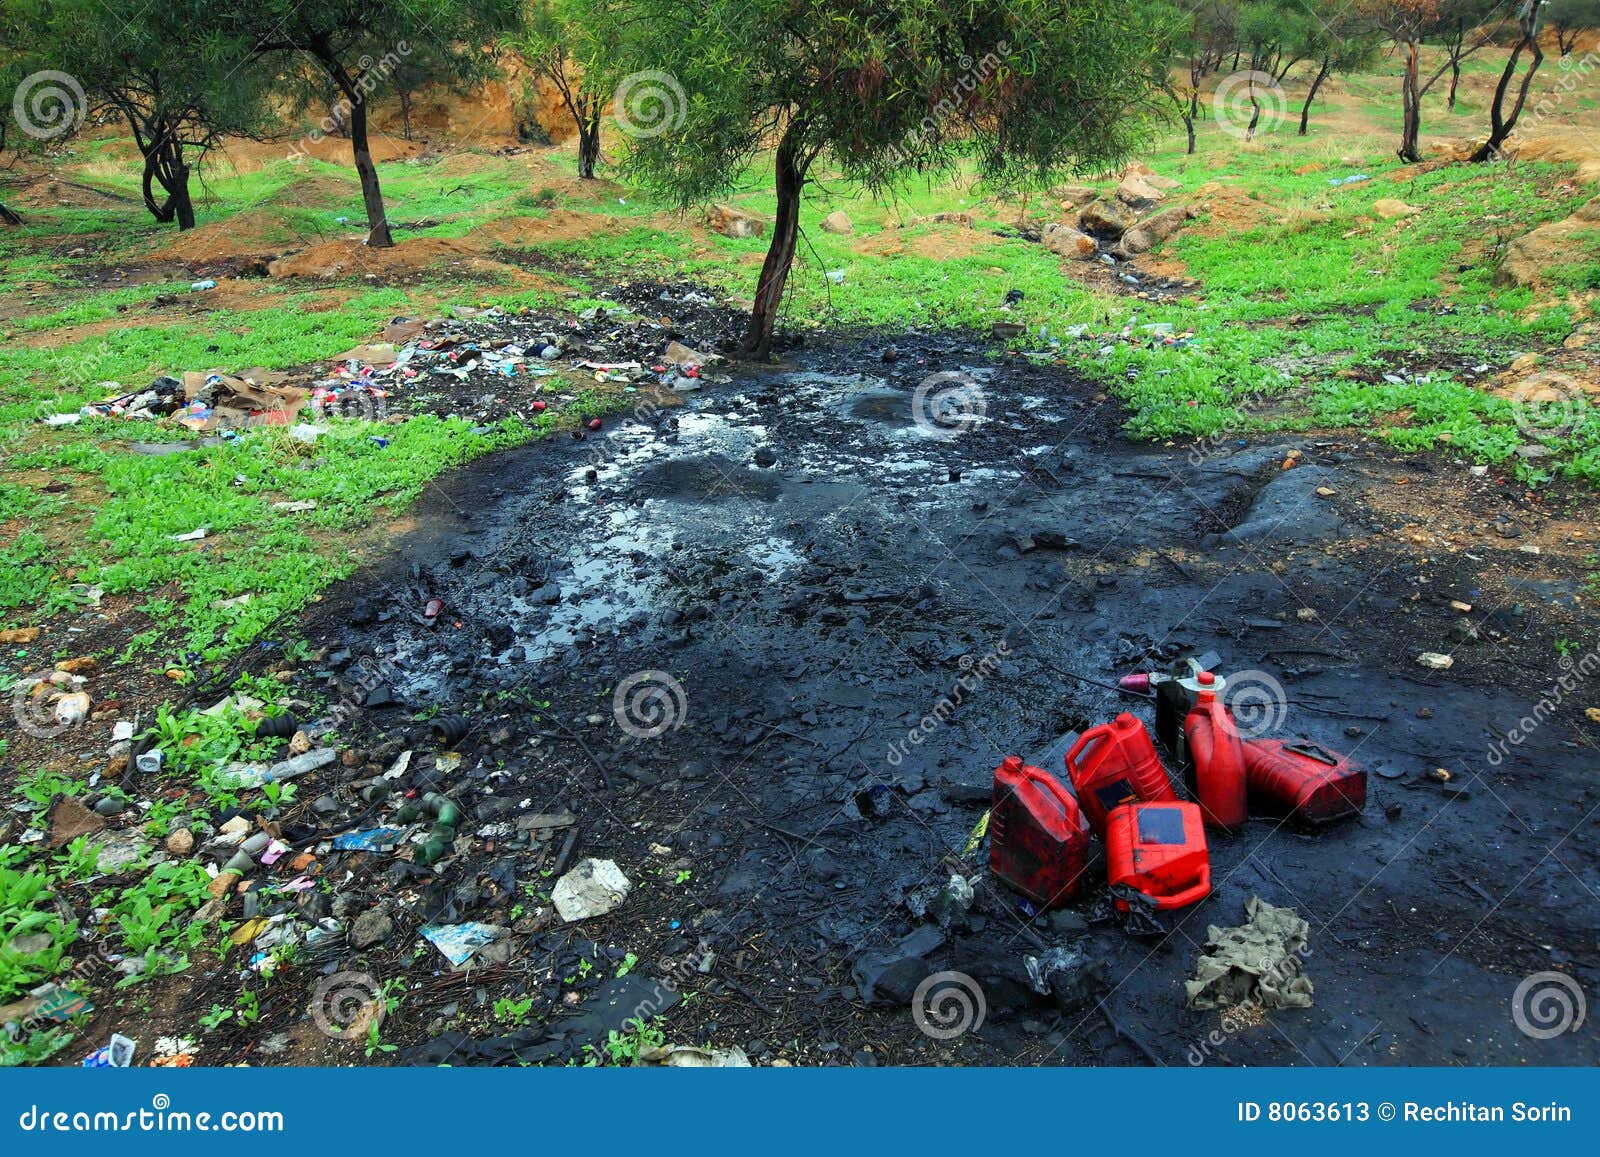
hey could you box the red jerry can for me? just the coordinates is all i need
[1243,738,1367,824]
[990,755,1089,909]
[1183,673,1248,832]
[1104,801,1211,911]
[1063,713,1177,838]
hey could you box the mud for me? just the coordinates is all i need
[279,302,1598,1067]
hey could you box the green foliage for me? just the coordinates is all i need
[0,867,74,1003]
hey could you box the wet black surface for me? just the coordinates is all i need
[296,309,1600,1067]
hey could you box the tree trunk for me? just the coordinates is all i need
[399,88,413,140]
[1185,71,1199,154]
[0,202,21,226]
[1398,39,1422,163]
[743,125,810,357]
[1447,60,1461,110]
[1244,77,1262,141]
[142,156,176,223]
[577,104,601,179]
[170,153,195,231]
[1470,7,1544,162]
[326,55,393,248]
[1557,29,1576,55]
[1300,58,1330,136]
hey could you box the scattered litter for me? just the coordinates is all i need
[332,826,405,852]
[420,921,508,967]
[551,858,631,922]
[170,527,208,542]
[636,1044,752,1067]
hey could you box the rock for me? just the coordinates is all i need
[1078,199,1132,239]
[45,797,106,848]
[0,627,41,643]
[1372,198,1421,220]
[1111,227,1152,257]
[1115,174,1167,211]
[57,657,97,675]
[165,829,195,856]
[819,210,854,235]
[705,204,768,239]
[907,211,973,228]
[9,931,54,956]
[1417,652,1454,670]
[753,447,778,468]
[552,858,632,922]
[288,730,312,755]
[1497,195,1600,287]
[1141,205,1197,244]
[852,924,946,1004]
[1041,222,1098,259]
[349,909,395,950]
[92,797,125,818]
[1050,184,1099,207]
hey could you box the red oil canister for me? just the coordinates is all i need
[1104,801,1211,911]
[990,755,1089,909]
[1183,673,1248,832]
[1063,713,1177,837]
[1243,738,1367,824]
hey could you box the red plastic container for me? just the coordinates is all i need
[1105,801,1211,911]
[1243,738,1367,824]
[1063,713,1177,837]
[990,755,1089,909]
[1183,674,1248,832]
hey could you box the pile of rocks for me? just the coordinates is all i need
[1041,164,1199,261]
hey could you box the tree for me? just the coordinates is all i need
[1430,0,1515,110]
[1469,0,1546,160]
[1295,10,1382,135]
[503,1,612,178]
[1154,0,1234,155]
[1361,0,1511,161]
[6,0,267,229]
[240,1,521,248]
[1545,0,1600,54]
[576,0,1169,355]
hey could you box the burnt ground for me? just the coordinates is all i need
[64,307,1600,1069]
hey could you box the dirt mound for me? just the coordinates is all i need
[1497,194,1600,287]
[853,224,1003,261]
[269,236,482,279]
[8,173,135,210]
[470,211,615,249]
[223,135,424,171]
[1188,181,1275,237]
[159,208,308,261]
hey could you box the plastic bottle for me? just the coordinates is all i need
[990,755,1089,908]
[1182,672,1247,831]
[1062,713,1176,837]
